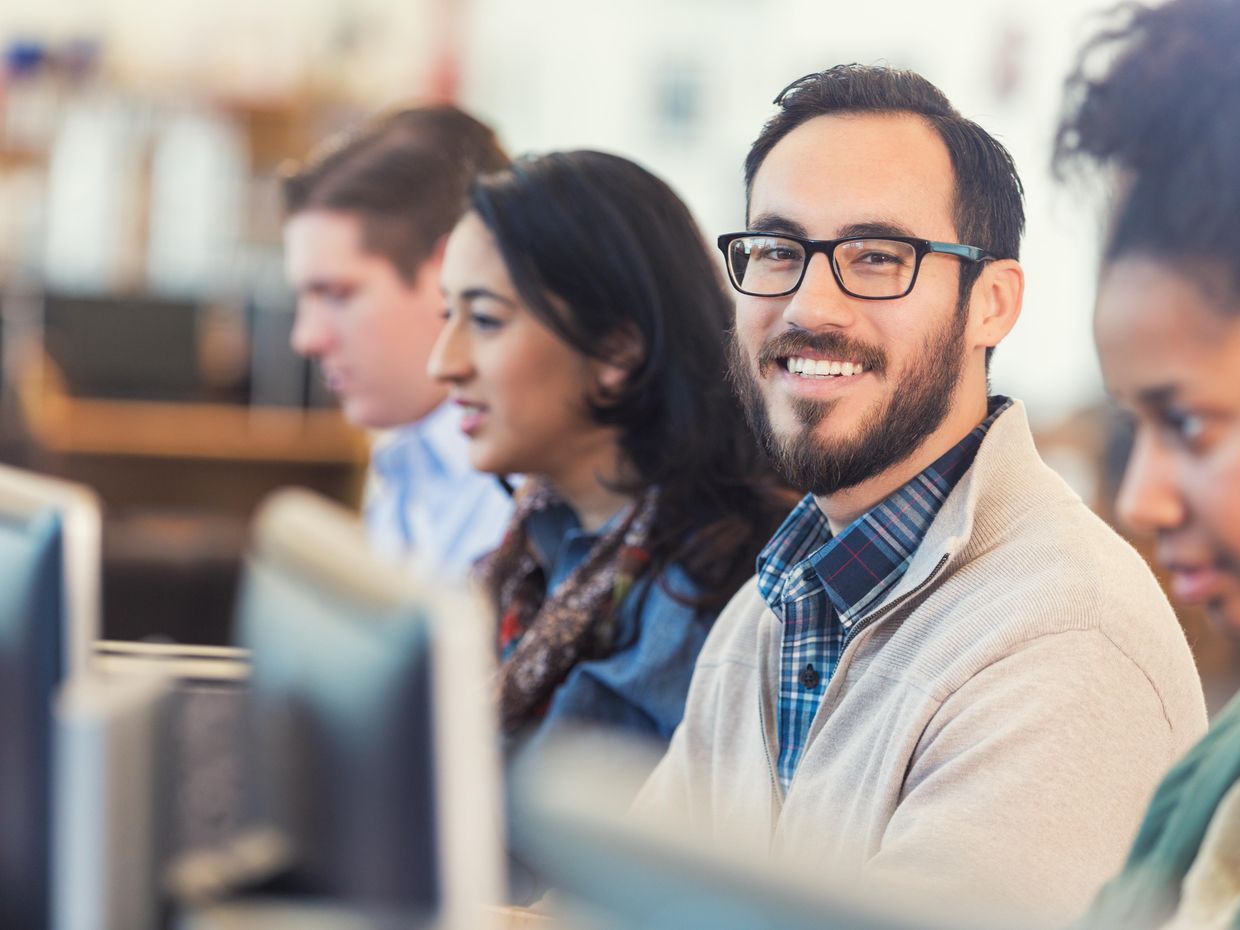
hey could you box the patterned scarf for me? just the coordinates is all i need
[476,477,659,734]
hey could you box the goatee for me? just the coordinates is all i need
[728,301,969,497]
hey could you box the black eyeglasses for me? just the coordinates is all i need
[717,232,994,300]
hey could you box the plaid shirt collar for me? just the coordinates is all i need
[757,396,1012,625]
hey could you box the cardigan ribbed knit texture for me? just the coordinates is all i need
[634,400,1207,927]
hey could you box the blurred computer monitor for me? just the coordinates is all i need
[231,489,504,928]
[0,464,101,677]
[0,504,64,930]
[0,465,100,930]
[53,641,250,930]
[53,670,171,930]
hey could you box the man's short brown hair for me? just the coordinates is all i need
[283,105,509,283]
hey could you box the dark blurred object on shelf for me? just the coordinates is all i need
[43,293,219,403]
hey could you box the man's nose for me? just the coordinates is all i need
[781,253,861,332]
[289,302,334,357]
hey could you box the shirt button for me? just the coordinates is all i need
[799,663,820,690]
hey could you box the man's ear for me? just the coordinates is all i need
[971,258,1024,350]
[591,324,645,396]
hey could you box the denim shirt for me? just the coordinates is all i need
[511,500,712,756]
[503,500,718,904]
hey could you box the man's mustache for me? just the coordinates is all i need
[755,329,887,377]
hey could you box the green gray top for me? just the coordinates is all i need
[1082,691,1240,929]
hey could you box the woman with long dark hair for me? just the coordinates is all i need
[1055,1,1240,925]
[429,150,790,754]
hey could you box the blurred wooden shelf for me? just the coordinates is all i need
[18,352,367,465]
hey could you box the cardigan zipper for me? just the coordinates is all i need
[757,696,783,836]
[841,553,950,652]
[761,553,950,840]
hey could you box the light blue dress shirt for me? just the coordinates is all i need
[363,402,513,578]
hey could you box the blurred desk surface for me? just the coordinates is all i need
[93,640,250,681]
[490,907,558,929]
[177,903,560,929]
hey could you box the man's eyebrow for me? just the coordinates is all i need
[300,277,351,294]
[836,219,918,239]
[747,213,809,238]
[744,215,920,241]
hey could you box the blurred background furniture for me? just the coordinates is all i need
[1,287,367,645]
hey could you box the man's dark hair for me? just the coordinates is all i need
[282,105,508,282]
[745,65,1026,317]
[1054,0,1240,312]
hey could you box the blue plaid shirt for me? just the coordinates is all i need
[757,396,1012,790]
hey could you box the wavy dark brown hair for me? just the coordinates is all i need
[471,151,794,613]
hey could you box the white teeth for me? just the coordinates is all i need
[785,356,866,378]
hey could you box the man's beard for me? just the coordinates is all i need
[728,297,970,498]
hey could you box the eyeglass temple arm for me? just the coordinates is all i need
[927,242,993,262]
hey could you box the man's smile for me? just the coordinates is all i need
[781,356,868,377]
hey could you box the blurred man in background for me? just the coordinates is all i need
[282,106,513,573]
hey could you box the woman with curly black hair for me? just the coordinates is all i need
[1055,1,1240,925]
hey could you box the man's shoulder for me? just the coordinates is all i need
[901,481,1204,730]
[882,415,1201,703]
[954,400,1174,635]
[965,464,1172,634]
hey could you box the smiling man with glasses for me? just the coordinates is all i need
[635,65,1207,925]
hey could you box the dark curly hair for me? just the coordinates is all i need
[1053,0,1240,311]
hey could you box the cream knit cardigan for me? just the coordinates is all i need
[635,400,1208,928]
